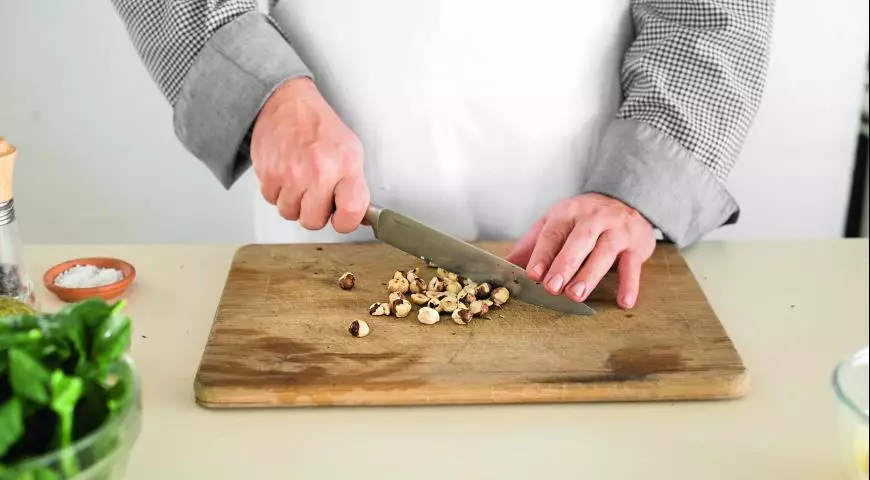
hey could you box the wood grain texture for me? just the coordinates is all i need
[194,242,748,408]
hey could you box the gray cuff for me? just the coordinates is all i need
[173,12,313,189]
[582,119,740,248]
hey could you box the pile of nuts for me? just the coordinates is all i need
[340,266,511,337]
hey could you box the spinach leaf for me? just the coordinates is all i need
[8,350,50,405]
[1,298,135,475]
[0,398,23,457]
[49,370,83,446]
[89,310,130,369]
[49,370,83,476]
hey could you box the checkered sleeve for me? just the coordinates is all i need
[109,1,313,187]
[582,0,775,247]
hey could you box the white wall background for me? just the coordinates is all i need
[0,1,868,244]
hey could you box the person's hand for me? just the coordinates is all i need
[505,193,656,309]
[251,77,370,233]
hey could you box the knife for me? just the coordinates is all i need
[363,204,595,316]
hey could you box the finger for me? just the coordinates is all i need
[260,180,280,205]
[525,215,576,284]
[276,187,302,221]
[505,216,546,268]
[331,175,370,233]
[616,251,642,309]
[542,224,600,295]
[565,231,623,302]
[298,181,337,230]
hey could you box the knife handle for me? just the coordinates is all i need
[363,204,382,228]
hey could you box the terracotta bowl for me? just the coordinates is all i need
[43,257,136,303]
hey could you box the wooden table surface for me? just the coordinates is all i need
[23,239,870,480]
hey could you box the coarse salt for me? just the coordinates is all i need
[54,264,124,288]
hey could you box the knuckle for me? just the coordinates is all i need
[595,235,621,257]
[555,253,582,273]
[539,228,566,246]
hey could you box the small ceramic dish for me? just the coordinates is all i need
[43,257,136,302]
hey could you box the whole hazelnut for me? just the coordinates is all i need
[409,278,426,294]
[405,268,420,282]
[417,307,440,325]
[338,272,356,290]
[410,293,429,306]
[475,283,492,299]
[451,307,473,325]
[445,281,462,295]
[348,319,370,337]
[491,287,510,306]
[461,293,477,305]
[393,271,405,280]
[369,302,391,316]
[392,298,413,318]
[388,277,410,294]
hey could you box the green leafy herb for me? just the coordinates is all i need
[0,298,135,478]
[0,399,24,458]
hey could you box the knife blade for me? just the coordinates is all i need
[363,204,595,315]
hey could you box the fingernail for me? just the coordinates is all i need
[621,293,635,308]
[571,282,586,300]
[547,275,564,292]
[531,264,545,278]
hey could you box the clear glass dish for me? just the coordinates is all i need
[1,356,142,480]
[832,346,869,480]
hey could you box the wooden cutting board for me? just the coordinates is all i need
[193,242,748,408]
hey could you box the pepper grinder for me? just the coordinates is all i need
[0,136,36,306]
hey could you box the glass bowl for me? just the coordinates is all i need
[832,346,869,480]
[1,356,142,480]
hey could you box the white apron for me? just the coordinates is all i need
[256,0,633,244]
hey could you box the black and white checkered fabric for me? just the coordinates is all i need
[109,0,259,104]
[109,0,774,181]
[618,0,774,180]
